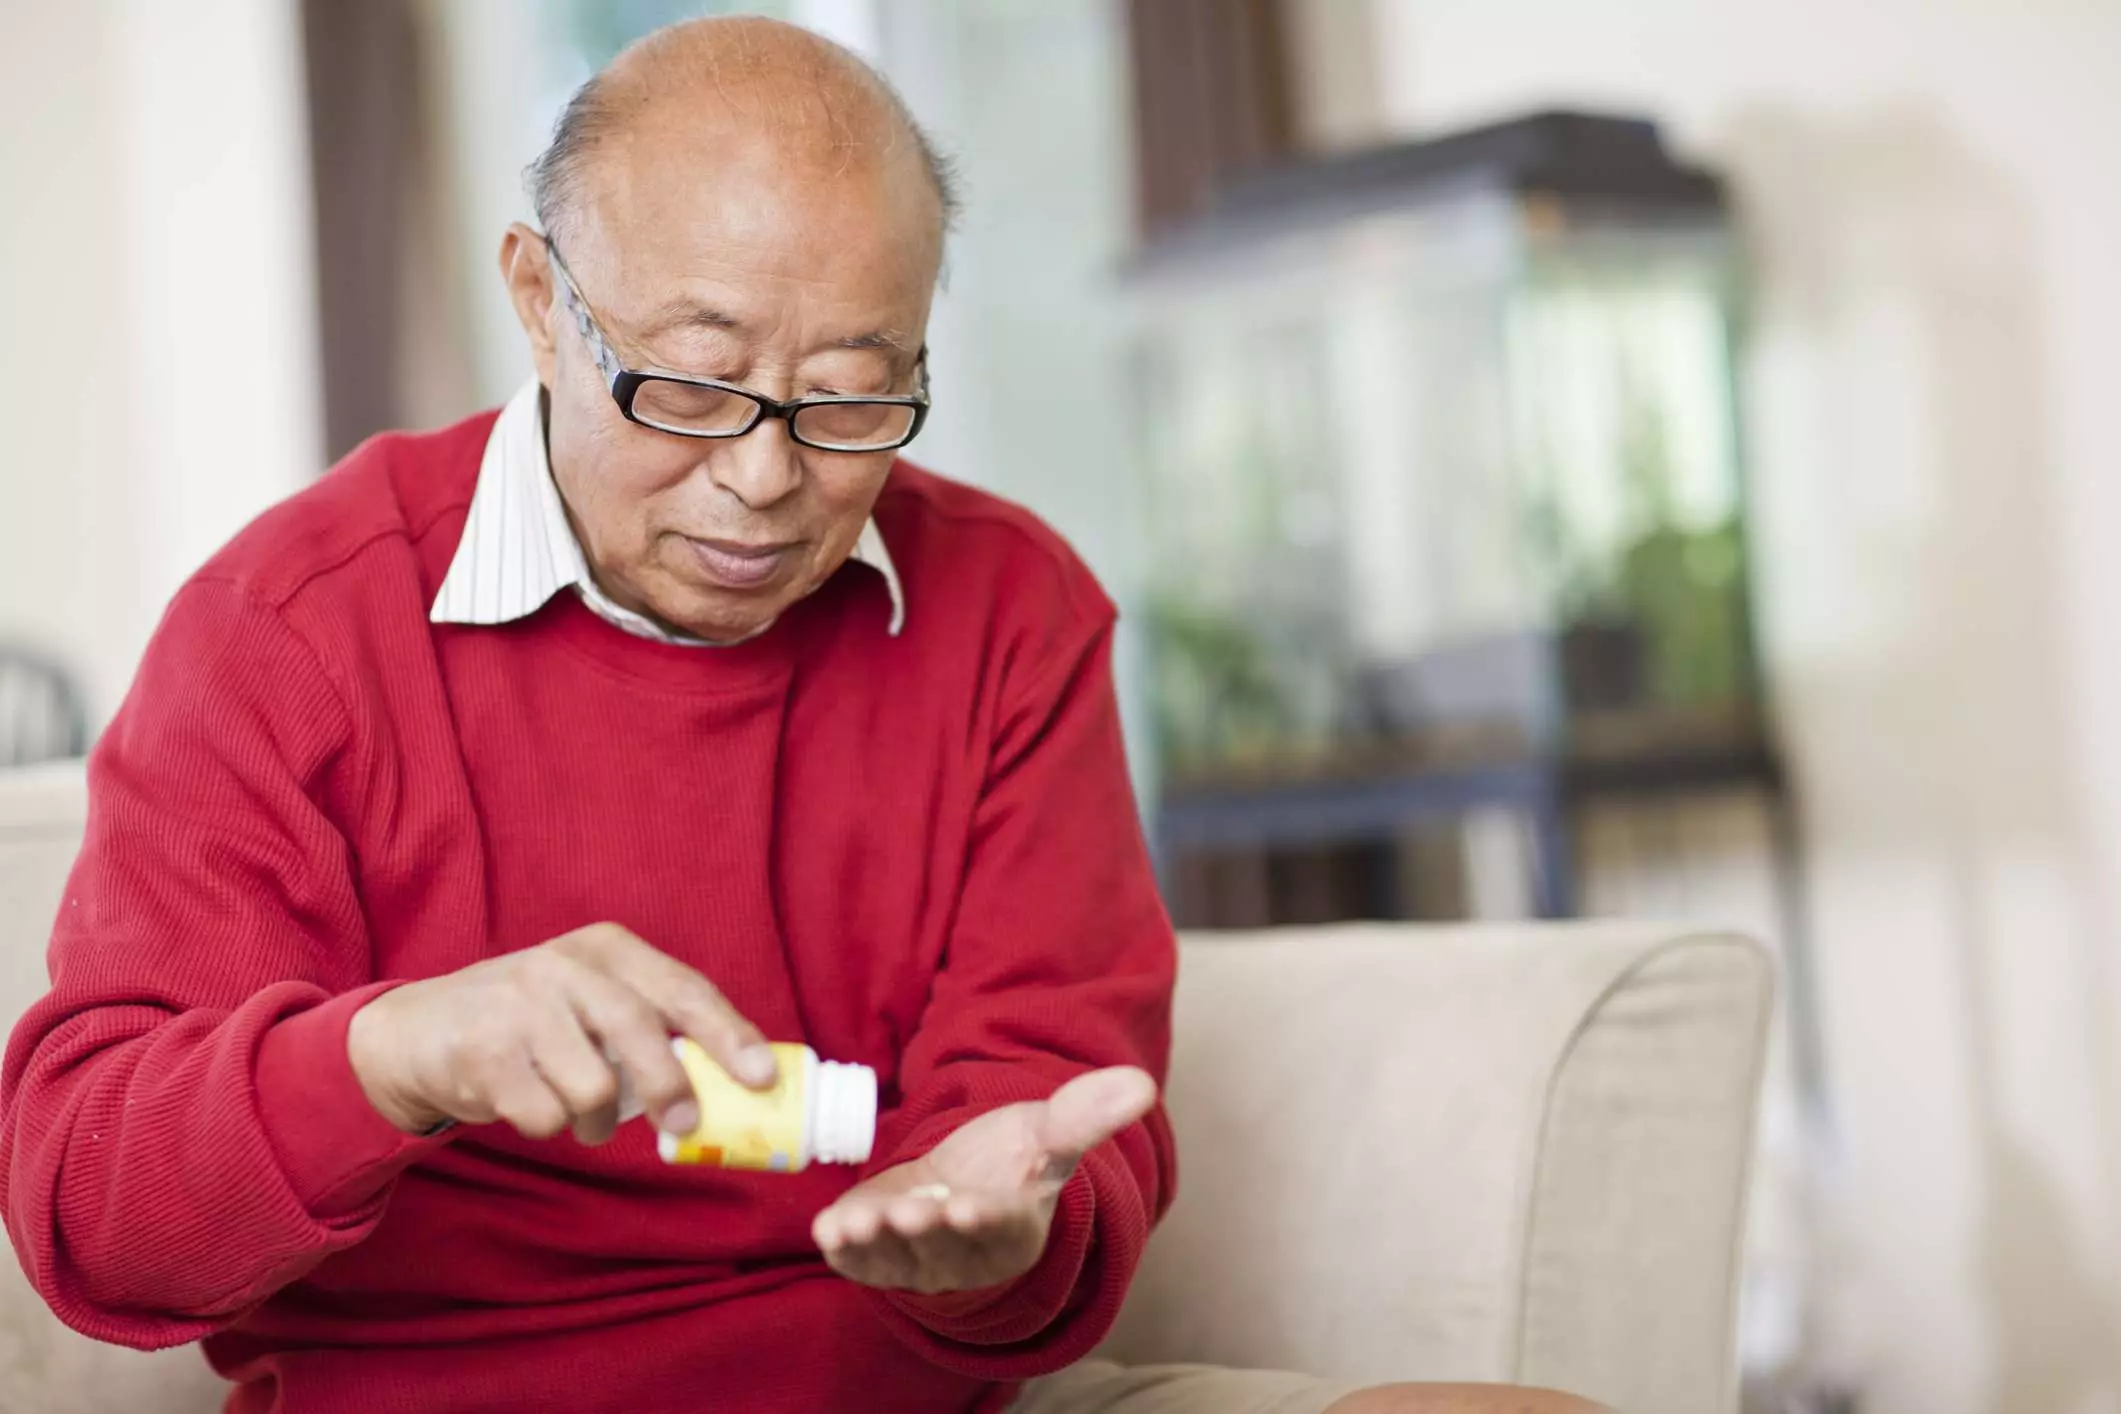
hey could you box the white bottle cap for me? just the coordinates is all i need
[811,1060,877,1165]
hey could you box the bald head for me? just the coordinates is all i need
[496,15,951,647]
[528,16,958,248]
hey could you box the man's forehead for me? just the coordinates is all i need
[527,14,956,353]
[588,65,942,227]
[566,174,934,342]
[585,131,933,252]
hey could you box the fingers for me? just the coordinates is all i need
[570,1098,622,1147]
[513,924,777,1142]
[816,1192,916,1289]
[943,1189,996,1233]
[816,1185,1044,1294]
[355,924,773,1141]
[572,924,778,1090]
[475,926,754,1142]
[478,984,613,1143]
[885,1186,951,1241]
[822,1219,920,1290]
[561,963,699,1135]
[1031,1066,1159,1168]
[524,991,619,1120]
[481,1041,572,1140]
[815,1183,955,1265]
[807,1068,1160,1296]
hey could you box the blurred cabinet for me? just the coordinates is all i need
[1135,112,1763,794]
[1134,110,1815,1093]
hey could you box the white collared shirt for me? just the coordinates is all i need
[431,378,905,643]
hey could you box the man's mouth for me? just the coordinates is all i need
[682,536,795,590]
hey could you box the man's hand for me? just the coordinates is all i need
[811,1067,1158,1295]
[345,922,775,1142]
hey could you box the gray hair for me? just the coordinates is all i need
[524,50,962,244]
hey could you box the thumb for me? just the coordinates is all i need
[1033,1066,1159,1166]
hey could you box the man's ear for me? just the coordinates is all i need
[499,222,559,388]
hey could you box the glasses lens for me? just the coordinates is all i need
[791,401,917,451]
[631,379,759,435]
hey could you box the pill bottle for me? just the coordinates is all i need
[658,1038,877,1171]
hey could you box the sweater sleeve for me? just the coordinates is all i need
[867,603,1179,1379]
[0,579,450,1350]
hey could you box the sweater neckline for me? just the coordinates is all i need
[534,589,797,692]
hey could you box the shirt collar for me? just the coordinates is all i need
[431,378,905,643]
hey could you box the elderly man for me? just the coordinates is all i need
[1,17,1604,1414]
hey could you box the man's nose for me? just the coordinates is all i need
[705,417,802,510]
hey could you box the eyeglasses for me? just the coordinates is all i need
[543,238,930,454]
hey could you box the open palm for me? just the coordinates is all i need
[811,1066,1157,1294]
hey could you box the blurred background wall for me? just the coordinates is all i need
[0,0,322,725]
[1378,10,2121,1414]
[4,4,2121,1414]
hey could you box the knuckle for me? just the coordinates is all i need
[522,1114,566,1140]
[437,1044,484,1093]
[518,948,580,993]
[602,1013,672,1071]
[548,924,605,962]
[501,1094,567,1139]
[447,1076,491,1119]
[569,1066,620,1111]
[585,921,639,955]
[459,1051,530,1114]
[604,987,664,1038]
[463,1030,520,1077]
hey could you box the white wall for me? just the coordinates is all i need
[0,0,322,729]
[0,3,140,727]
[1361,4,2121,1412]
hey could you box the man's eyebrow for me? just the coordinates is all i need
[643,302,745,335]
[837,330,914,355]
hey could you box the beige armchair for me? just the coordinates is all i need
[0,762,1773,1414]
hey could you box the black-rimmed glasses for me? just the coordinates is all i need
[544,238,930,454]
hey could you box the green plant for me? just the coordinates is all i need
[1145,596,1290,772]
[1527,392,1751,708]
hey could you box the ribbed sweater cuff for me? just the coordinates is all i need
[254,982,454,1220]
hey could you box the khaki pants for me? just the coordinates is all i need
[1013,1361,1354,1414]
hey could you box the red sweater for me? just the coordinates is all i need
[0,411,1178,1414]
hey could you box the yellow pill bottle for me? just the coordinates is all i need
[657,1038,877,1171]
